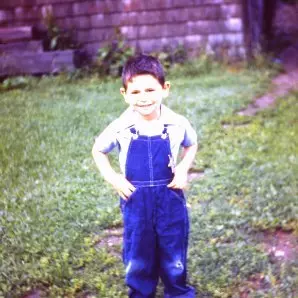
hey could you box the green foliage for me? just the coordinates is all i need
[0,64,297,297]
[150,43,187,70]
[168,53,222,78]
[42,7,80,51]
[0,76,37,91]
[247,50,284,75]
[96,28,135,77]
[186,94,298,296]
[95,30,188,77]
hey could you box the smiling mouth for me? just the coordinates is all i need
[136,104,154,107]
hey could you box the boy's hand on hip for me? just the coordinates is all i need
[167,165,188,189]
[111,173,136,200]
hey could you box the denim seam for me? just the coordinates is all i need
[183,202,189,267]
[148,137,154,185]
[125,135,134,177]
[130,178,172,187]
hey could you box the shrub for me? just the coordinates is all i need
[95,28,135,77]
[150,43,188,70]
[42,7,80,51]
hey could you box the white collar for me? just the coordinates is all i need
[118,104,178,128]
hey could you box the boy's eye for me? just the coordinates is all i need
[146,89,155,92]
[131,91,140,95]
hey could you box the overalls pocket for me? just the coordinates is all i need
[128,187,139,200]
[168,188,186,204]
[120,187,139,213]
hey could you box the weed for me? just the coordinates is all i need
[95,28,135,77]
[42,7,80,51]
[0,76,37,91]
[150,43,187,70]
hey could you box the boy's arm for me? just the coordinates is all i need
[92,144,136,200]
[167,143,198,189]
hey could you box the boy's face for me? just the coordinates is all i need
[120,74,170,121]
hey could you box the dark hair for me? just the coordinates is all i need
[122,54,165,89]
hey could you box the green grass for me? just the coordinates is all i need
[0,64,297,297]
[187,93,298,297]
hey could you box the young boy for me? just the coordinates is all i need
[92,55,197,298]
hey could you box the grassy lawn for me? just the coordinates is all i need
[0,63,297,297]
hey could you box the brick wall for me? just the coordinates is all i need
[0,0,245,58]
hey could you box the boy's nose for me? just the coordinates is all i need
[137,95,151,103]
[138,97,149,102]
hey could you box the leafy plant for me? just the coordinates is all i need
[42,7,80,51]
[150,43,187,70]
[167,53,222,78]
[0,76,36,91]
[96,27,135,77]
[246,44,283,74]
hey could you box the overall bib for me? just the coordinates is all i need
[121,125,195,298]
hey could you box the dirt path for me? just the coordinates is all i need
[238,69,298,116]
[235,64,298,297]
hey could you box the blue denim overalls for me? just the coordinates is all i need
[120,124,195,298]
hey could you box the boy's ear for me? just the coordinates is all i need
[163,81,171,98]
[120,87,126,96]
[120,87,129,103]
[120,87,131,105]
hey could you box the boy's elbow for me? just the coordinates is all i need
[190,142,198,150]
[92,145,106,160]
[92,144,99,158]
[186,143,198,151]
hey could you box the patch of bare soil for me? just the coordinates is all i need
[21,289,45,298]
[94,227,123,257]
[237,229,298,297]
[238,273,270,298]
[188,169,205,182]
[238,69,298,116]
[256,228,298,263]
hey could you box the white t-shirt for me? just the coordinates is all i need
[94,104,197,174]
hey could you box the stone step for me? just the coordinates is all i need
[0,26,33,43]
[0,50,76,76]
[0,40,43,54]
